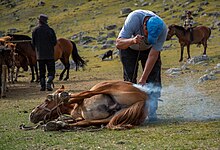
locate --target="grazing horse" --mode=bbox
[7,34,39,82]
[29,81,149,130]
[166,24,211,62]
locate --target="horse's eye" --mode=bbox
[47,94,53,100]
[45,99,50,103]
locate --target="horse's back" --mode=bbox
[57,38,72,48]
[8,34,32,41]
[54,38,72,59]
[89,80,148,106]
[195,26,211,38]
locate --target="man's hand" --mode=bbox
[132,35,144,44]
[138,79,146,86]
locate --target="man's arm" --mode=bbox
[116,35,144,50]
[138,47,159,85]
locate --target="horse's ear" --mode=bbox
[60,85,65,89]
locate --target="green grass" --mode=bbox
[0,0,220,149]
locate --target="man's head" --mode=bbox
[144,16,163,45]
[186,10,192,17]
[38,14,48,24]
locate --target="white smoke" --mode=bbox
[133,83,161,94]
[133,79,220,121]
[158,78,220,121]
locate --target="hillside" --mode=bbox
[0,0,219,38]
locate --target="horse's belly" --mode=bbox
[81,94,112,120]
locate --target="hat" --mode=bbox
[38,14,48,24]
[186,10,192,15]
[146,16,163,45]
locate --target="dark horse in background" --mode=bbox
[166,24,211,62]
[8,34,39,82]
[8,34,86,81]
[0,45,14,97]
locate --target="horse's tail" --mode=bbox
[208,27,211,38]
[107,100,147,130]
[70,41,86,71]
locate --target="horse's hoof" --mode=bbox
[63,78,69,81]
[35,80,40,83]
[43,121,67,131]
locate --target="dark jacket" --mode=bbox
[32,24,57,60]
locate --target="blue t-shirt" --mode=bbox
[118,10,167,51]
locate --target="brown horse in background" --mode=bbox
[8,34,86,81]
[29,81,148,130]
[166,24,211,62]
[54,38,86,80]
[7,34,39,82]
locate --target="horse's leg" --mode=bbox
[107,100,146,129]
[65,117,111,128]
[7,68,11,83]
[59,58,69,81]
[179,45,184,62]
[203,40,207,56]
[63,63,70,81]
[30,65,35,82]
[59,67,66,81]
[14,67,19,82]
[34,64,39,82]
[186,44,191,59]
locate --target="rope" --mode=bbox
[6,40,32,43]
[132,50,140,82]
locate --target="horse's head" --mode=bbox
[29,85,71,124]
[14,52,29,71]
[166,24,176,40]
[0,45,14,68]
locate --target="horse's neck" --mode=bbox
[175,28,184,39]
[59,103,75,115]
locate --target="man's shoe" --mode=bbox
[47,85,53,91]
[46,83,53,91]
[148,113,158,123]
[148,117,158,122]
[40,87,46,91]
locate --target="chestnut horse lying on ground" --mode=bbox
[29,81,149,130]
[166,24,211,62]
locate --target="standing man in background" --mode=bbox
[32,14,57,91]
[116,10,167,122]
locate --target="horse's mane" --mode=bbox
[7,34,32,40]
[173,25,186,35]
[7,34,35,51]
